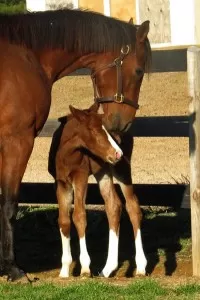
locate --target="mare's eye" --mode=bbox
[135,68,144,78]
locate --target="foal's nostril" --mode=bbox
[135,68,144,77]
[115,151,122,160]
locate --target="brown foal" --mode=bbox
[49,103,147,278]
[49,103,122,277]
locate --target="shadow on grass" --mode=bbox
[14,206,191,277]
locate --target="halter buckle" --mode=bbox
[114,94,124,103]
[114,58,123,66]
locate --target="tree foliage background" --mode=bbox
[0,0,25,13]
[0,0,25,4]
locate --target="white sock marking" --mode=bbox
[102,229,119,277]
[79,235,91,274]
[102,125,123,156]
[59,229,72,278]
[135,229,147,275]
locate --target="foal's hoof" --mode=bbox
[135,270,146,277]
[80,272,91,279]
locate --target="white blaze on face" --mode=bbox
[102,125,123,156]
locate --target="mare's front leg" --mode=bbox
[0,134,34,281]
[112,135,147,276]
[57,180,73,278]
[72,171,91,276]
[95,168,122,277]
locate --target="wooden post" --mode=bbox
[187,46,200,276]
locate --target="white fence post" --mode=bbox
[187,46,200,276]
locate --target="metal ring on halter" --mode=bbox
[121,45,130,55]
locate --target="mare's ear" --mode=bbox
[136,20,150,43]
[128,17,133,25]
[88,102,99,113]
[69,105,87,122]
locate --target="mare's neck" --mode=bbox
[36,49,99,84]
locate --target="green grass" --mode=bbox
[0,279,200,300]
[0,1,25,14]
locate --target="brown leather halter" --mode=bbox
[91,45,139,110]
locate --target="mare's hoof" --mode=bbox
[7,268,26,282]
[98,271,104,277]
[0,268,5,277]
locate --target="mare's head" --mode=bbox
[91,19,151,133]
[69,103,123,164]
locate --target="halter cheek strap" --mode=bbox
[91,45,139,110]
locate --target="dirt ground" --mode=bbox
[23,72,189,185]
[13,71,194,285]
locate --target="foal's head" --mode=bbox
[69,103,123,164]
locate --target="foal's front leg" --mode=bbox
[112,135,147,276]
[57,180,73,278]
[95,169,122,277]
[72,171,91,276]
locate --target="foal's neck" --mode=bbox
[61,118,86,152]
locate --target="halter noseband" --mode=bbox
[91,45,139,110]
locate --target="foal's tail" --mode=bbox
[48,116,67,178]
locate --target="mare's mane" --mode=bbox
[0,9,137,52]
[0,8,151,71]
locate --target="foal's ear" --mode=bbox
[88,102,99,113]
[69,105,87,122]
[128,17,133,25]
[136,20,150,43]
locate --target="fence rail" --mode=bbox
[39,116,189,138]
[19,182,189,208]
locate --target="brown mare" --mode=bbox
[0,9,151,281]
[48,103,123,277]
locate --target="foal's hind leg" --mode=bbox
[112,135,147,276]
[95,169,122,277]
[72,171,91,276]
[57,180,73,278]
[0,135,34,281]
